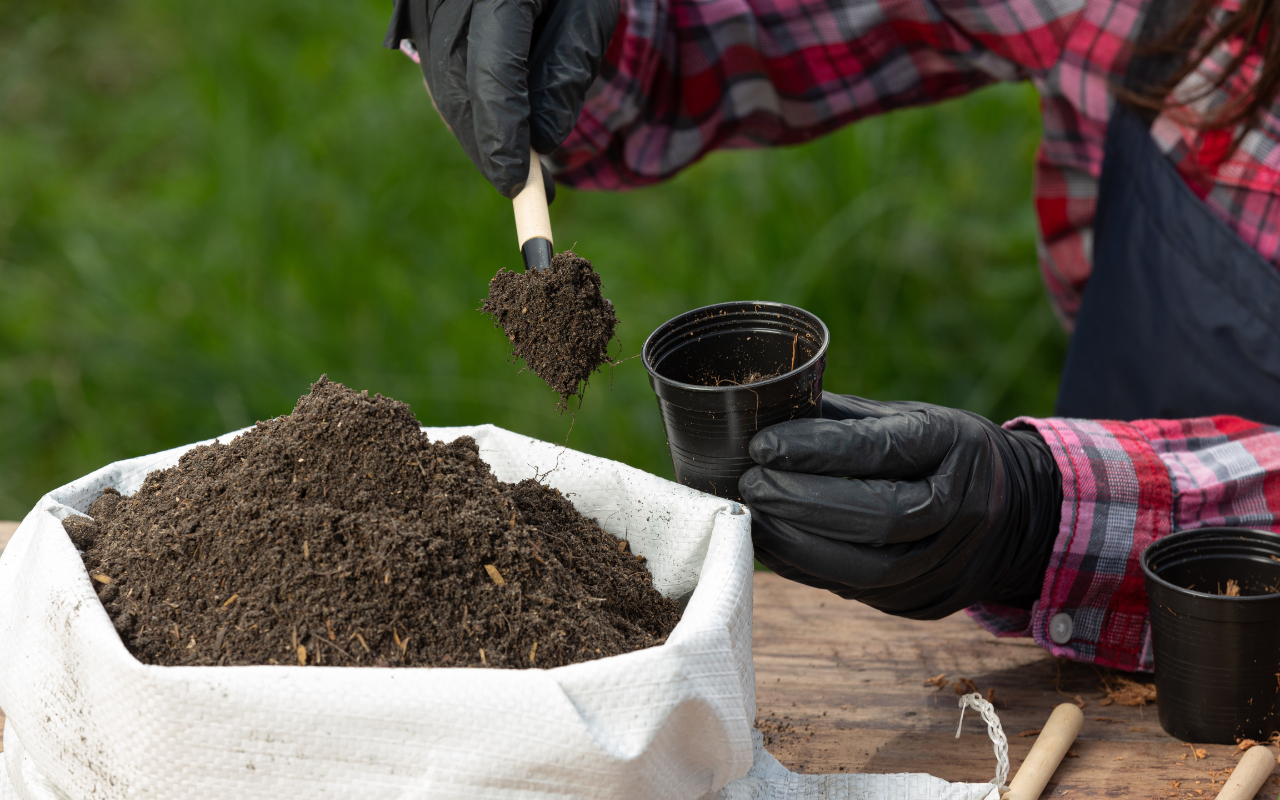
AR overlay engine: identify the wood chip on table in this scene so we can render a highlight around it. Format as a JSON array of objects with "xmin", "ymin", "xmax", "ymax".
[
  {"xmin": 923, "ymin": 673, "xmax": 948, "ymax": 689},
  {"xmin": 952, "ymin": 677, "xmax": 978, "ymax": 694}
]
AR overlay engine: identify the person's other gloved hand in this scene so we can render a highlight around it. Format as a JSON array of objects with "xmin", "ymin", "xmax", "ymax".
[
  {"xmin": 385, "ymin": 0, "xmax": 619, "ymax": 198},
  {"xmin": 738, "ymin": 394, "xmax": 1062, "ymax": 619}
]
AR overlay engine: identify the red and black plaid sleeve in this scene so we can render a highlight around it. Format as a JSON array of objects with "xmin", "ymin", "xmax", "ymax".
[
  {"xmin": 969, "ymin": 415, "xmax": 1280, "ymax": 671},
  {"xmin": 541, "ymin": 0, "xmax": 1280, "ymax": 327},
  {"xmin": 551, "ymin": 0, "xmax": 1077, "ymax": 190}
]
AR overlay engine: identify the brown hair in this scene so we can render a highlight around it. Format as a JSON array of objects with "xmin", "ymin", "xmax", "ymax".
[{"xmin": 1123, "ymin": 0, "xmax": 1280, "ymax": 132}]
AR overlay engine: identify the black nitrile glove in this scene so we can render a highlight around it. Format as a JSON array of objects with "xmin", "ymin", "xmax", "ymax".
[
  {"xmin": 384, "ymin": 0, "xmax": 619, "ymax": 198},
  {"xmin": 739, "ymin": 394, "xmax": 1062, "ymax": 620}
]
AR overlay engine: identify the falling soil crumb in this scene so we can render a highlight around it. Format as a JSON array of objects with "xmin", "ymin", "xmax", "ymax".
[
  {"xmin": 1219, "ymin": 579, "xmax": 1242, "ymax": 596},
  {"xmin": 481, "ymin": 250, "xmax": 618, "ymax": 409},
  {"xmin": 71, "ymin": 376, "xmax": 680, "ymax": 668},
  {"xmin": 1100, "ymin": 677, "xmax": 1158, "ymax": 707}
]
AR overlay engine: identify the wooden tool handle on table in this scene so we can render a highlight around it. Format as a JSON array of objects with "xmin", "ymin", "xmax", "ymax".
[
  {"xmin": 1215, "ymin": 745, "xmax": 1276, "ymax": 800},
  {"xmin": 513, "ymin": 146, "xmax": 553, "ymax": 271},
  {"xmin": 1004, "ymin": 704, "xmax": 1084, "ymax": 800}
]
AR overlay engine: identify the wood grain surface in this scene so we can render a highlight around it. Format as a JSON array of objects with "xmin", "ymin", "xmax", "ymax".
[
  {"xmin": 0, "ymin": 522, "xmax": 16, "ymax": 555},
  {"xmin": 0, "ymin": 522, "xmax": 10, "ymax": 752},
  {"xmin": 752, "ymin": 572, "xmax": 1279, "ymax": 799},
  {"xmin": 0, "ymin": 529, "xmax": 1274, "ymax": 799}
]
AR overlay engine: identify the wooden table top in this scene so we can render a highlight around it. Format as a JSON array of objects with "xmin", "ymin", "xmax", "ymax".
[
  {"xmin": 0, "ymin": 522, "xmax": 14, "ymax": 753},
  {"xmin": 0, "ymin": 526, "xmax": 1274, "ymax": 798},
  {"xmin": 752, "ymin": 572, "xmax": 1279, "ymax": 799}
]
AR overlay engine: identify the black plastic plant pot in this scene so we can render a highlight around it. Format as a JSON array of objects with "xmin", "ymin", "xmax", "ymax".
[
  {"xmin": 1141, "ymin": 528, "xmax": 1280, "ymax": 743},
  {"xmin": 642, "ymin": 301, "xmax": 828, "ymax": 501}
]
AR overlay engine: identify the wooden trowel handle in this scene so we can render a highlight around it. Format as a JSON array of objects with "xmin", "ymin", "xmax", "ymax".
[
  {"xmin": 1215, "ymin": 746, "xmax": 1276, "ymax": 800},
  {"xmin": 513, "ymin": 146, "xmax": 553, "ymax": 271},
  {"xmin": 1004, "ymin": 704, "xmax": 1083, "ymax": 800}
]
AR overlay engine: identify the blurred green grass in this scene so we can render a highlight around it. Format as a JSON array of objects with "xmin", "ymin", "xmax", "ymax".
[{"xmin": 0, "ymin": 0, "xmax": 1066, "ymax": 519}]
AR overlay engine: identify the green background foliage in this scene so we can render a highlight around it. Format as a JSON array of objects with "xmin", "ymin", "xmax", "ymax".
[{"xmin": 0, "ymin": 0, "xmax": 1067, "ymax": 519}]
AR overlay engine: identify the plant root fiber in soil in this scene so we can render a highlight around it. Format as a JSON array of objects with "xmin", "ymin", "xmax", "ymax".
[
  {"xmin": 704, "ymin": 369, "xmax": 784, "ymax": 387},
  {"xmin": 481, "ymin": 250, "xmax": 618, "ymax": 409},
  {"xmin": 66, "ymin": 376, "xmax": 680, "ymax": 669}
]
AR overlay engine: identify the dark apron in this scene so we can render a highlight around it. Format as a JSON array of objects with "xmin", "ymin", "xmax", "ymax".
[{"xmin": 1054, "ymin": 25, "xmax": 1280, "ymax": 425}]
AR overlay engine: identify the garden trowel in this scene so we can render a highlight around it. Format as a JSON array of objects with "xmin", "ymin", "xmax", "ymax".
[{"xmin": 513, "ymin": 147, "xmax": 553, "ymax": 272}]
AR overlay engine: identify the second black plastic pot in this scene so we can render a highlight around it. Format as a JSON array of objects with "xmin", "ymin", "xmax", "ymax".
[
  {"xmin": 642, "ymin": 301, "xmax": 828, "ymax": 501},
  {"xmin": 1141, "ymin": 527, "xmax": 1280, "ymax": 743}
]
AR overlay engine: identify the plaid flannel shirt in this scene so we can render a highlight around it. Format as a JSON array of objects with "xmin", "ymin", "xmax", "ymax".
[
  {"xmin": 548, "ymin": 0, "xmax": 1280, "ymax": 327},
  {"xmin": 966, "ymin": 416, "xmax": 1280, "ymax": 672}
]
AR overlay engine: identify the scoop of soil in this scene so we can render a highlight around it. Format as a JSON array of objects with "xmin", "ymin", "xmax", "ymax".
[
  {"xmin": 481, "ymin": 250, "xmax": 618, "ymax": 409},
  {"xmin": 68, "ymin": 376, "xmax": 680, "ymax": 668}
]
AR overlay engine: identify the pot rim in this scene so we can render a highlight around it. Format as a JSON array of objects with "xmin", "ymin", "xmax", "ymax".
[
  {"xmin": 1140, "ymin": 527, "xmax": 1280, "ymax": 602},
  {"xmin": 641, "ymin": 301, "xmax": 830, "ymax": 394}
]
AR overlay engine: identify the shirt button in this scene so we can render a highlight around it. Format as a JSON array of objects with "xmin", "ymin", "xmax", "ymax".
[{"xmin": 1049, "ymin": 613, "xmax": 1073, "ymax": 644}]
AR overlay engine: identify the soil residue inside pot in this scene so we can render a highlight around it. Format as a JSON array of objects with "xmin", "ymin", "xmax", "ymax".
[
  {"xmin": 1211, "ymin": 577, "xmax": 1280, "ymax": 596},
  {"xmin": 66, "ymin": 376, "xmax": 680, "ymax": 669},
  {"xmin": 481, "ymin": 250, "xmax": 618, "ymax": 409},
  {"xmin": 704, "ymin": 369, "xmax": 784, "ymax": 387}
]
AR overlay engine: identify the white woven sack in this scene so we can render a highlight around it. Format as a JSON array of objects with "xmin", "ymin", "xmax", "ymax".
[{"xmin": 0, "ymin": 425, "xmax": 996, "ymax": 800}]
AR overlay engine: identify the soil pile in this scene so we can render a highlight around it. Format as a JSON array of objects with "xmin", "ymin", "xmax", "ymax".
[
  {"xmin": 481, "ymin": 251, "xmax": 618, "ymax": 408},
  {"xmin": 67, "ymin": 376, "xmax": 680, "ymax": 668}
]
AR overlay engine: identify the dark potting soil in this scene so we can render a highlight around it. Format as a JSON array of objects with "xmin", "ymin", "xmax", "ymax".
[
  {"xmin": 69, "ymin": 376, "xmax": 680, "ymax": 669},
  {"xmin": 481, "ymin": 250, "xmax": 618, "ymax": 409}
]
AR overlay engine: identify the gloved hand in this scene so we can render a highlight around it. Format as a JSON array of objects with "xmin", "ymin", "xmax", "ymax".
[
  {"xmin": 738, "ymin": 394, "xmax": 1062, "ymax": 619},
  {"xmin": 386, "ymin": 0, "xmax": 620, "ymax": 198}
]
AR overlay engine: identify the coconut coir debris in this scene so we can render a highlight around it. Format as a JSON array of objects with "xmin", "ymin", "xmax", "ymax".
[
  {"xmin": 67, "ymin": 376, "xmax": 680, "ymax": 668},
  {"xmin": 1099, "ymin": 676, "xmax": 1158, "ymax": 706},
  {"xmin": 481, "ymin": 250, "xmax": 618, "ymax": 409}
]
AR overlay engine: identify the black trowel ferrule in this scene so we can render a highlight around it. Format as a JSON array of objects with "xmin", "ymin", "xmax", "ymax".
[{"xmin": 522, "ymin": 237, "xmax": 553, "ymax": 272}]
